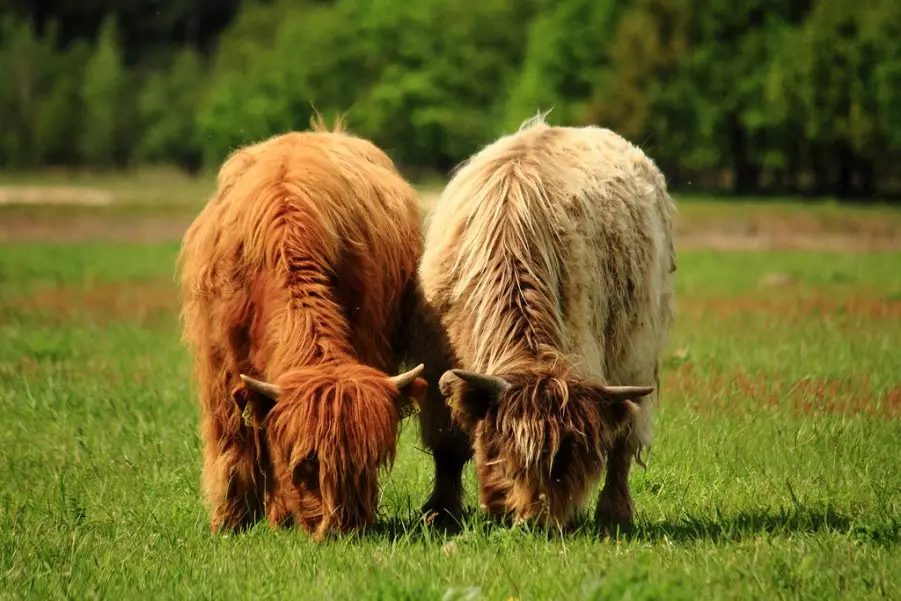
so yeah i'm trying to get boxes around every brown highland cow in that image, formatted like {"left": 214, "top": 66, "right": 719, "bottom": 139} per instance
{"left": 178, "top": 118, "right": 427, "bottom": 539}
{"left": 413, "top": 114, "right": 676, "bottom": 530}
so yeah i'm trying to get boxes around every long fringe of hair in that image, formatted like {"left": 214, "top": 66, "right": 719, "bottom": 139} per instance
{"left": 266, "top": 363, "right": 402, "bottom": 533}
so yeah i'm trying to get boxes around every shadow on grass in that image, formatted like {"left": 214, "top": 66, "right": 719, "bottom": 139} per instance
{"left": 365, "top": 510, "right": 480, "bottom": 540}
{"left": 228, "top": 503, "right": 898, "bottom": 548}
{"left": 607, "top": 505, "right": 899, "bottom": 546}
{"left": 360, "top": 504, "right": 899, "bottom": 546}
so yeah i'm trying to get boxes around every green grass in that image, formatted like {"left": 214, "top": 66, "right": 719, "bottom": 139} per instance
{"left": 2, "top": 237, "right": 900, "bottom": 598}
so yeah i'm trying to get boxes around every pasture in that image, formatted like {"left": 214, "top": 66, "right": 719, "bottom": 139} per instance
{"left": 1, "top": 172, "right": 900, "bottom": 599}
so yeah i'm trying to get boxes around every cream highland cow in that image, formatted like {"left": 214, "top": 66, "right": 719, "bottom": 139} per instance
{"left": 413, "top": 114, "right": 676, "bottom": 529}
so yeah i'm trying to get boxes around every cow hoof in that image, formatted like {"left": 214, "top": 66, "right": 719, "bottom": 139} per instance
{"left": 422, "top": 497, "right": 463, "bottom": 529}
{"left": 422, "top": 504, "right": 462, "bottom": 523}
{"left": 595, "top": 496, "right": 634, "bottom": 536}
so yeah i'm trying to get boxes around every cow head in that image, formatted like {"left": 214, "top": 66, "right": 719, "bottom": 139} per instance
{"left": 234, "top": 363, "right": 427, "bottom": 539}
{"left": 439, "top": 367, "right": 652, "bottom": 529}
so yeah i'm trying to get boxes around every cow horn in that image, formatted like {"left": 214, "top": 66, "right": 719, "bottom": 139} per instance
{"left": 388, "top": 363, "right": 425, "bottom": 389}
{"left": 239, "top": 374, "right": 283, "bottom": 401}
{"left": 602, "top": 385, "right": 654, "bottom": 402}
{"left": 450, "top": 369, "right": 511, "bottom": 395}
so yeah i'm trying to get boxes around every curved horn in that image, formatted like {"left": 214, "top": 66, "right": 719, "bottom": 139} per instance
{"left": 450, "top": 369, "right": 511, "bottom": 395}
{"left": 239, "top": 374, "right": 283, "bottom": 401}
{"left": 602, "top": 385, "right": 654, "bottom": 402}
{"left": 388, "top": 363, "right": 425, "bottom": 389}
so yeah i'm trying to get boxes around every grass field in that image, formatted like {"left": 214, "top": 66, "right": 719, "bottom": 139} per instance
{"left": 1, "top": 173, "right": 900, "bottom": 599}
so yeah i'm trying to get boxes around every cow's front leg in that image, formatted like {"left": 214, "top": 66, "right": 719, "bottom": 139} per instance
{"left": 204, "top": 446, "right": 266, "bottom": 533}
{"left": 595, "top": 436, "right": 635, "bottom": 531}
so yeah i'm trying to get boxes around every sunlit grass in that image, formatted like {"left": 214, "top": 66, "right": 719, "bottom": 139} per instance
{"left": 1, "top": 238, "right": 899, "bottom": 599}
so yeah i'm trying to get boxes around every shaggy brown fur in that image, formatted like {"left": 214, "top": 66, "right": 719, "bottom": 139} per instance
{"left": 412, "top": 114, "right": 676, "bottom": 529}
{"left": 178, "top": 117, "right": 426, "bottom": 539}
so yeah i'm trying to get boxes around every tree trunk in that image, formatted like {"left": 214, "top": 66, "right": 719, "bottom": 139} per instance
{"left": 835, "top": 142, "right": 854, "bottom": 199}
{"left": 857, "top": 156, "right": 876, "bottom": 200}
{"left": 813, "top": 146, "right": 830, "bottom": 196}
{"left": 785, "top": 132, "right": 801, "bottom": 194}
{"left": 731, "top": 115, "right": 760, "bottom": 194}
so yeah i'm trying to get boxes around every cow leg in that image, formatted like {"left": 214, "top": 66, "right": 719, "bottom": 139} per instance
{"left": 596, "top": 378, "right": 656, "bottom": 531}
{"left": 419, "top": 394, "right": 471, "bottom": 522}
{"left": 400, "top": 284, "right": 472, "bottom": 522}
{"left": 423, "top": 442, "right": 470, "bottom": 522}
{"left": 594, "top": 434, "right": 636, "bottom": 530}
{"left": 265, "top": 482, "right": 294, "bottom": 529}
{"left": 201, "top": 408, "right": 265, "bottom": 533}
{"left": 595, "top": 344, "right": 660, "bottom": 529}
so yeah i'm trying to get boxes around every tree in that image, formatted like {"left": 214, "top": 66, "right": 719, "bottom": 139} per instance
{"left": 780, "top": 0, "right": 887, "bottom": 197}
{"left": 855, "top": 0, "right": 901, "bottom": 196}
{"left": 79, "top": 15, "right": 132, "bottom": 167}
{"left": 138, "top": 48, "right": 205, "bottom": 172}
{"left": 677, "top": 0, "right": 802, "bottom": 193}
{"left": 353, "top": 0, "right": 537, "bottom": 169}
{"left": 1, "top": 0, "right": 898, "bottom": 198}
{"left": 504, "top": 0, "right": 626, "bottom": 130}
{"left": 0, "top": 16, "right": 60, "bottom": 166}
{"left": 5, "top": 0, "right": 241, "bottom": 65}
{"left": 584, "top": 0, "right": 694, "bottom": 178}
{"left": 195, "top": 0, "right": 305, "bottom": 166}
{"left": 34, "top": 35, "right": 90, "bottom": 165}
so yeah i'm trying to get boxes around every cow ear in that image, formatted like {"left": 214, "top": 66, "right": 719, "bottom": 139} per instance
{"left": 232, "top": 382, "right": 277, "bottom": 428}
{"left": 396, "top": 376, "right": 428, "bottom": 419}
{"left": 439, "top": 370, "right": 500, "bottom": 424}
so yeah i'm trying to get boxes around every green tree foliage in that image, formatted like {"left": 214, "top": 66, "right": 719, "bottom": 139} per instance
{"left": 197, "top": 0, "right": 536, "bottom": 169}
{"left": 1, "top": 0, "right": 900, "bottom": 198}
{"left": 669, "top": 0, "right": 799, "bottom": 191}
{"left": 584, "top": 0, "right": 695, "bottom": 175}
{"left": 35, "top": 36, "right": 90, "bottom": 165}
{"left": 4, "top": 0, "right": 241, "bottom": 64}
{"left": 351, "top": 0, "right": 537, "bottom": 168}
{"left": 138, "top": 49, "right": 205, "bottom": 171}
{"left": 0, "top": 17, "right": 59, "bottom": 166}
{"left": 868, "top": 1, "right": 901, "bottom": 156}
{"left": 195, "top": 0, "right": 306, "bottom": 166}
{"left": 78, "top": 15, "right": 133, "bottom": 167}
{"left": 504, "top": 0, "right": 626, "bottom": 130}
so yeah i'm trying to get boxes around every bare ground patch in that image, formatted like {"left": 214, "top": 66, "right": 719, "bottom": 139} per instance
{"left": 680, "top": 294, "right": 901, "bottom": 320}
{"left": 8, "top": 277, "right": 180, "bottom": 324}
{"left": 2, "top": 213, "right": 899, "bottom": 251}
{"left": 665, "top": 361, "right": 901, "bottom": 418}
{"left": 675, "top": 210, "right": 901, "bottom": 251}
{"left": 676, "top": 231, "right": 901, "bottom": 252}
{"left": 2, "top": 190, "right": 899, "bottom": 250}
{"left": 7, "top": 276, "right": 899, "bottom": 418}
{"left": 0, "top": 214, "right": 192, "bottom": 243}
{"left": 423, "top": 190, "right": 901, "bottom": 251}
{"left": 0, "top": 185, "right": 114, "bottom": 207}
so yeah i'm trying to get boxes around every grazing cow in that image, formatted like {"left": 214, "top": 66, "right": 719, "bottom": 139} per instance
{"left": 412, "top": 114, "right": 676, "bottom": 529}
{"left": 178, "top": 118, "right": 427, "bottom": 539}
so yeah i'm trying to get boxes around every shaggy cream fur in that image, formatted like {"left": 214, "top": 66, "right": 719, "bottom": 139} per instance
{"left": 412, "top": 113, "right": 676, "bottom": 528}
